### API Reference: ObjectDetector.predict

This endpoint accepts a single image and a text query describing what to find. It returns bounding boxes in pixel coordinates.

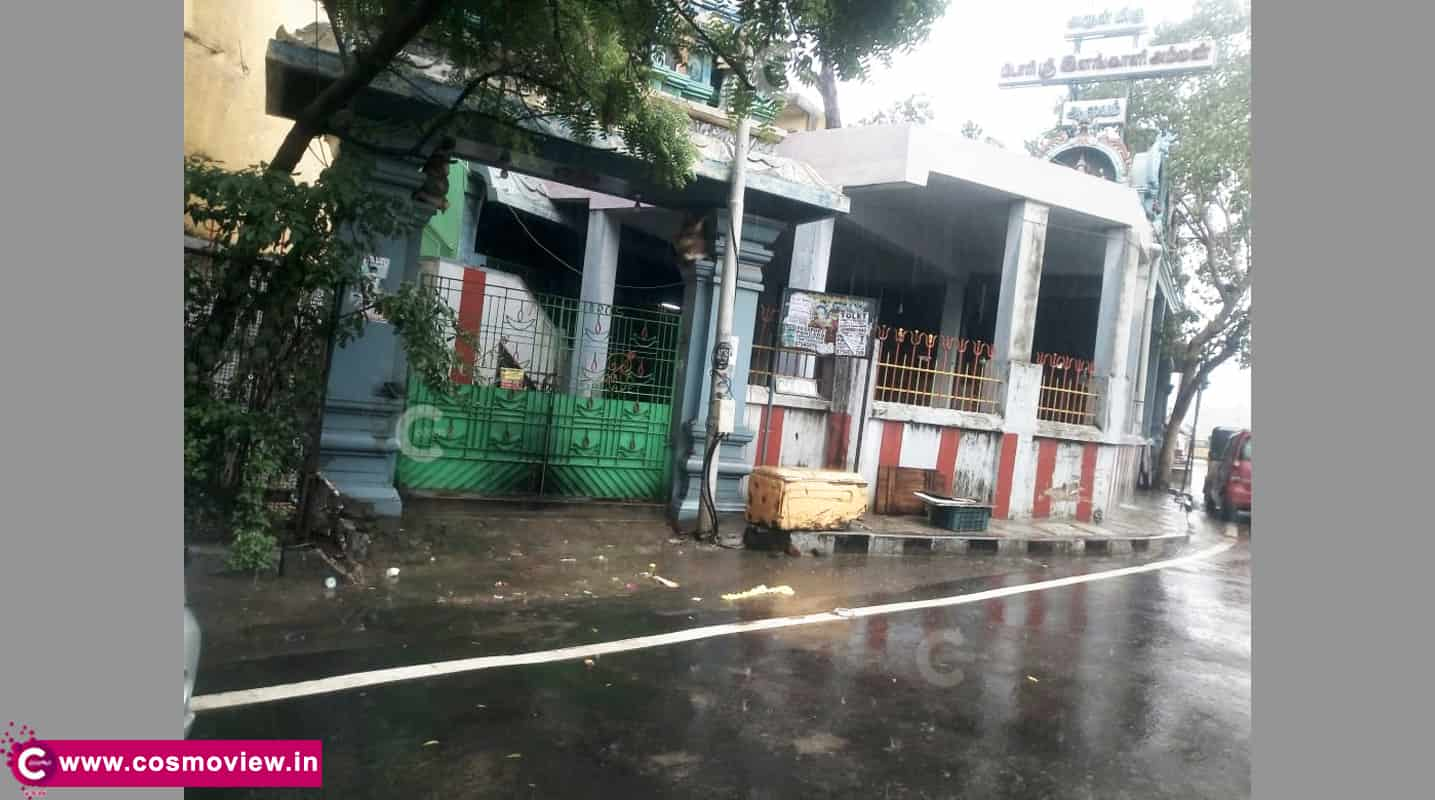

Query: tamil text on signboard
[779,290,877,358]
[1062,98,1127,127]
[999,40,1215,87]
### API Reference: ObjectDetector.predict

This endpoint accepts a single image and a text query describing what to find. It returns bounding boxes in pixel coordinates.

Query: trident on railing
[1034,352,1098,425]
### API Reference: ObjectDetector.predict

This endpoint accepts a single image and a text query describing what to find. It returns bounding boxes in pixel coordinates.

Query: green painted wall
[420,160,469,260]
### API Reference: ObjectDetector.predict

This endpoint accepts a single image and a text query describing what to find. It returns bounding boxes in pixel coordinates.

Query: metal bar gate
[396,273,681,501]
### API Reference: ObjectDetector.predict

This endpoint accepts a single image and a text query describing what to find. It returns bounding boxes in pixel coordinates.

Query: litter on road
[721,584,796,602]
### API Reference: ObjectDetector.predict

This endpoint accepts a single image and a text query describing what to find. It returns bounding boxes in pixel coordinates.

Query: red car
[1204,429,1252,521]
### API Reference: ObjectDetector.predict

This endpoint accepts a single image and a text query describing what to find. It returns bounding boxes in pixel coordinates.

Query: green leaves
[314,1,948,187]
[185,155,468,570]
[859,94,935,126]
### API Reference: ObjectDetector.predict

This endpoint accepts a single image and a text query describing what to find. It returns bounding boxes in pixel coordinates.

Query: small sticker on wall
[364,254,391,282]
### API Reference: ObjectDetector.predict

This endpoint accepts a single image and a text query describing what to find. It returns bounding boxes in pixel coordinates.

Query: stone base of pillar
[669,425,756,524]
[319,400,405,518]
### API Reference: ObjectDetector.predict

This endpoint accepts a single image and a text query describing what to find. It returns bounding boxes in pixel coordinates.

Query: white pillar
[993,201,1049,368]
[788,218,834,291]
[570,210,620,395]
[933,277,966,407]
[780,218,834,381]
[1092,229,1142,434]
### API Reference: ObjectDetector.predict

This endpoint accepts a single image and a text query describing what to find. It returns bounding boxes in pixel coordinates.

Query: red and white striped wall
[745,402,830,469]
[837,417,1134,522]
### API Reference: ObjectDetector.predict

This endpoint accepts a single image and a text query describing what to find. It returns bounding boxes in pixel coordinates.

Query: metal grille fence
[749,303,820,388]
[1035,352,1100,426]
[874,327,1002,412]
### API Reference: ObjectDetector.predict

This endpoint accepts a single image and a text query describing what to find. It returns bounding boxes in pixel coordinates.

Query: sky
[819,0,1251,436]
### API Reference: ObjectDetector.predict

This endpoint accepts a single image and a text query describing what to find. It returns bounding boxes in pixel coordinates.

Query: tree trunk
[267,0,448,175]
[817,60,842,129]
[1155,366,1199,490]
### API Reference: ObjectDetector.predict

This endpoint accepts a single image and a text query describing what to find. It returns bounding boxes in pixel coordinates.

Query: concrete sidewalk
[780,493,1196,557]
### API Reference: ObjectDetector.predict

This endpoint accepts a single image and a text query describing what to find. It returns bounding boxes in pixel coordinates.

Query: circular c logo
[395,403,445,463]
[14,743,56,785]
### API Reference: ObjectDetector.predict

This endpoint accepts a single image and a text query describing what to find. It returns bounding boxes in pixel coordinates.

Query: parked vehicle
[1207,427,1243,468]
[1203,428,1252,521]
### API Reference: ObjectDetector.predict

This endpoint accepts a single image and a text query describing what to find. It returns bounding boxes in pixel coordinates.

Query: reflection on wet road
[189,536,1250,799]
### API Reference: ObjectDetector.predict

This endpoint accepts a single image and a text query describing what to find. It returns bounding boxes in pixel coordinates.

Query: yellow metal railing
[749,304,820,388]
[1035,353,1100,426]
[874,327,1002,412]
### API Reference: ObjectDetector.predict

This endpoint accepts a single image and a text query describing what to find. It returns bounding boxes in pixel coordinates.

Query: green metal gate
[396,274,681,501]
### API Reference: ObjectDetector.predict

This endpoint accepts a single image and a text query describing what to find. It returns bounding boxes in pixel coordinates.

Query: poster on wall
[779,289,878,358]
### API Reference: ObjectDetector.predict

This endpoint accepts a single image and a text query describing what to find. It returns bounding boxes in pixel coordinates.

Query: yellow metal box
[746,466,869,531]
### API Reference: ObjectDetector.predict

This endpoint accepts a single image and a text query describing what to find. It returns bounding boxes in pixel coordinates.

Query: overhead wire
[505,205,688,291]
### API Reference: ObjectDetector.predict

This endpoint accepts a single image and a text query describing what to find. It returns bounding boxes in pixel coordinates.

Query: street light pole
[697,113,751,538]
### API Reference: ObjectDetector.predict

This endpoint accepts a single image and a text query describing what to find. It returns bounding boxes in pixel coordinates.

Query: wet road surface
[188,514,1249,799]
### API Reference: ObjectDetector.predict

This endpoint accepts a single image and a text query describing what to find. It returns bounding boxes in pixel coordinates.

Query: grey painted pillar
[1129,256,1161,439]
[993,201,1049,368]
[1092,229,1143,435]
[933,277,966,407]
[1142,292,1169,439]
[569,210,621,395]
[992,201,1048,425]
[669,213,781,525]
[319,155,441,517]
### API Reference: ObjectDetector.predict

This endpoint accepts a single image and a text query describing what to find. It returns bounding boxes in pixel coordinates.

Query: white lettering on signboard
[999,40,1215,87]
[1063,98,1127,126]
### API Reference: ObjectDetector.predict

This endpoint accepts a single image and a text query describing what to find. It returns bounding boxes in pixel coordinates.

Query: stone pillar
[318,155,441,517]
[668,213,782,525]
[1092,229,1142,435]
[932,277,966,407]
[993,201,1048,369]
[1141,293,1169,438]
[777,218,834,381]
[569,210,621,395]
[1130,257,1161,439]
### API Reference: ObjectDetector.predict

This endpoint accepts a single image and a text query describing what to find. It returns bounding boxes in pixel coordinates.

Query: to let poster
[778,290,877,358]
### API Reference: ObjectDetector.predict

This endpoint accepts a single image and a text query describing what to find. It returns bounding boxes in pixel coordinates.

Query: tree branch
[664,0,756,92]
[268,0,449,175]
[319,0,351,68]
[407,69,502,156]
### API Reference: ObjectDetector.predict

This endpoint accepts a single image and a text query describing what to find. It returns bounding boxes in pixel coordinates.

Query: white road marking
[191,541,1234,712]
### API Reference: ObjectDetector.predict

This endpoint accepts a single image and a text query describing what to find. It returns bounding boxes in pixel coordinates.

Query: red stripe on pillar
[935,428,961,496]
[1032,438,1059,519]
[452,268,487,385]
[994,433,1020,520]
[824,412,851,469]
[878,421,904,468]
[756,406,785,466]
[1077,442,1100,522]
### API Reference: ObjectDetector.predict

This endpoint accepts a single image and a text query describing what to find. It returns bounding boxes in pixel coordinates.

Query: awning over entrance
[265,39,849,225]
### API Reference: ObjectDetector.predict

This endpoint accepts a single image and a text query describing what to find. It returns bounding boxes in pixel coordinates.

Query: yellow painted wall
[184,0,328,182]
